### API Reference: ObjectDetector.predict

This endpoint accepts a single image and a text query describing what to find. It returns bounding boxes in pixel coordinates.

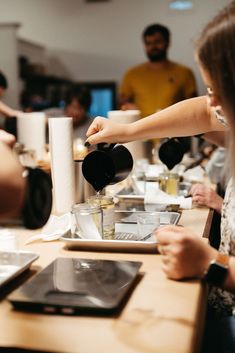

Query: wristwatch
[203,252,229,287]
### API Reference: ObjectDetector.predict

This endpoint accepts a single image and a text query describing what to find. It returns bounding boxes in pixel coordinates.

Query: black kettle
[82,143,133,192]
[158,138,187,170]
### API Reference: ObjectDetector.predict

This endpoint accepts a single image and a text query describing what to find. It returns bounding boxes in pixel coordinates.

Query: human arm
[203,131,227,147]
[0,101,22,118]
[0,141,26,217]
[190,183,223,213]
[86,96,227,145]
[156,225,235,294]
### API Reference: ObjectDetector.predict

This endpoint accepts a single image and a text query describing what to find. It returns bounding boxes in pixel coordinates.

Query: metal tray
[61,211,181,252]
[116,182,191,201]
[114,210,180,225]
[115,186,144,200]
[0,251,39,288]
[61,233,158,252]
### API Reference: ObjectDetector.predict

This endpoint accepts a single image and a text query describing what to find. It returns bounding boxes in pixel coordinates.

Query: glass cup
[131,159,149,195]
[87,195,115,240]
[137,212,160,238]
[158,172,180,195]
[71,203,103,239]
[135,158,149,173]
[131,172,146,195]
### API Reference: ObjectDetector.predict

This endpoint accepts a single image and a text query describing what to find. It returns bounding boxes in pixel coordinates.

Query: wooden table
[0,207,211,353]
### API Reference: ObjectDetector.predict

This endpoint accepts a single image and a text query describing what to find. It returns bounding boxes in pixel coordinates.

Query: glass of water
[87,195,115,240]
[137,212,160,238]
[71,203,103,239]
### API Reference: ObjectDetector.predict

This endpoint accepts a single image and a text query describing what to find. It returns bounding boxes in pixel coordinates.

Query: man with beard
[119,24,197,117]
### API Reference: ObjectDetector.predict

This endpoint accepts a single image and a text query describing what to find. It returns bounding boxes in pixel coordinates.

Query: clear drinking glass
[158,172,180,195]
[137,212,160,238]
[71,203,103,239]
[131,159,148,195]
[87,195,115,240]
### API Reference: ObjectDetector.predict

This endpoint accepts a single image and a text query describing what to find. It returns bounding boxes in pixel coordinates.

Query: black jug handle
[97,143,116,151]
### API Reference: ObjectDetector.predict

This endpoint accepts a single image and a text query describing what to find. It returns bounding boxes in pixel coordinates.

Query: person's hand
[190,183,223,213]
[13,110,23,118]
[0,130,15,147]
[156,225,217,280]
[85,116,129,146]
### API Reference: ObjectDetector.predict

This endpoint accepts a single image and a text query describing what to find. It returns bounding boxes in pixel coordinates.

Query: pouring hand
[85,116,130,146]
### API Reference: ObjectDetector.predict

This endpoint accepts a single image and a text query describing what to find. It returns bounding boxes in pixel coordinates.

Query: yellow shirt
[119,61,197,117]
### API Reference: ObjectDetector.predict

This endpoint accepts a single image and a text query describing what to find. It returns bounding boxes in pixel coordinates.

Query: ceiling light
[169,1,193,10]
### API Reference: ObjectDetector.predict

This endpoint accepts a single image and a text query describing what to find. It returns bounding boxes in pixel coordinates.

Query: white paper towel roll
[49,117,75,215]
[108,110,146,160]
[107,110,141,123]
[17,112,46,161]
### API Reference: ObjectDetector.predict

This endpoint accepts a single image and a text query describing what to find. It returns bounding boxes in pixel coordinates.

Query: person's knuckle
[171,246,181,256]
[177,232,191,246]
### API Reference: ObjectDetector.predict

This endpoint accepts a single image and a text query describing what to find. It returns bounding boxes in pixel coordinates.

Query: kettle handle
[97,143,116,151]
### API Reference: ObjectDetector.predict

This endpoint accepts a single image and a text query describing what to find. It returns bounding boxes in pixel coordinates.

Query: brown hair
[142,24,170,43]
[196,1,235,124]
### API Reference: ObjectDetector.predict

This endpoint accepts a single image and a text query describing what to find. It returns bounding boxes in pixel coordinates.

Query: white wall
[0,0,231,96]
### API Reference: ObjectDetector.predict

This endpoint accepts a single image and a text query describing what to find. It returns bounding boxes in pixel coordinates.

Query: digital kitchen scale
[9,257,142,315]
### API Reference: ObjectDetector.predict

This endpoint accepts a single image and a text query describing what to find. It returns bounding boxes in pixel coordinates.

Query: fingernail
[84,141,90,147]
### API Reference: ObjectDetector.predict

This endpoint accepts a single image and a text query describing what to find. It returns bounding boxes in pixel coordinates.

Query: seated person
[190,131,227,214]
[65,87,93,142]
[0,72,22,118]
[45,86,93,143]
[0,129,15,147]
[0,130,26,218]
[190,183,223,214]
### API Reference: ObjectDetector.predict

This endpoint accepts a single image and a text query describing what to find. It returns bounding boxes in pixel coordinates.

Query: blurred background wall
[0,0,231,107]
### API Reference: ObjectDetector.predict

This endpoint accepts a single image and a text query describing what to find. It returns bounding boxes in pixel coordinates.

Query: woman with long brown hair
[86,2,235,351]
